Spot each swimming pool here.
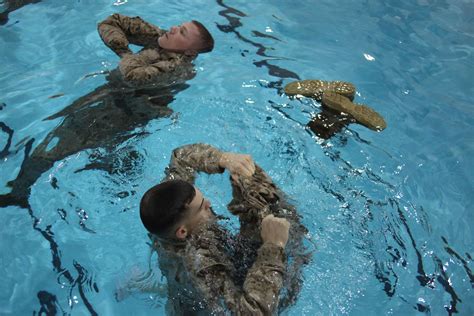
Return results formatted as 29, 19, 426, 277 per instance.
0, 0, 473, 314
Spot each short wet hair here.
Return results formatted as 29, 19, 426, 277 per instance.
140, 180, 196, 237
192, 20, 214, 53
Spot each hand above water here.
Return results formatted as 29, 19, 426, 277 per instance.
219, 152, 256, 180
261, 214, 290, 248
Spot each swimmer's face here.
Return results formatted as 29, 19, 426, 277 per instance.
174, 187, 214, 239
158, 21, 204, 54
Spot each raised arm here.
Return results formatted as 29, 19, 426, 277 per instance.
164, 143, 225, 184
223, 154, 309, 310
226, 163, 280, 225
98, 13, 165, 57
165, 144, 282, 223
186, 216, 290, 315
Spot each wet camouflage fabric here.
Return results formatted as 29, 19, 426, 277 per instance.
285, 79, 387, 137
98, 14, 194, 85
322, 91, 387, 131
153, 143, 309, 315
284, 79, 356, 101
0, 23, 196, 209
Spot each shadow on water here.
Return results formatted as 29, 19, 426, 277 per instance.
0, 113, 14, 159
216, 0, 356, 140
0, 0, 41, 25
215, 1, 473, 314
1, 1, 471, 314
321, 145, 472, 314
0, 67, 193, 209
25, 200, 99, 315
216, 0, 299, 84
1, 61, 194, 312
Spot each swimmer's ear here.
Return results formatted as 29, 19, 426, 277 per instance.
175, 225, 188, 239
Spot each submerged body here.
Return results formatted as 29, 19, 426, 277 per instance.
0, 14, 197, 208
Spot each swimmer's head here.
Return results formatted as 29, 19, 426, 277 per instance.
158, 21, 214, 55
140, 180, 215, 239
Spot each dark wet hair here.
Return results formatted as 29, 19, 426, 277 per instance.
140, 180, 196, 237
192, 20, 214, 53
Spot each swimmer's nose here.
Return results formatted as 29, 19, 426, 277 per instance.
170, 26, 178, 34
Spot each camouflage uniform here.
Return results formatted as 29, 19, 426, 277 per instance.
98, 13, 195, 85
0, 15, 197, 208
153, 143, 308, 315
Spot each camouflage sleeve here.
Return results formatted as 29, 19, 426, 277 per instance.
164, 143, 225, 184
188, 242, 285, 315
229, 166, 309, 311
227, 165, 280, 224
97, 13, 164, 57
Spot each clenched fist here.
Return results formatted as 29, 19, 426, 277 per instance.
261, 214, 290, 248
219, 152, 256, 179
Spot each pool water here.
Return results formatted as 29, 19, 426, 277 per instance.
1, 0, 473, 315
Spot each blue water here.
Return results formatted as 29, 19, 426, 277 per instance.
1, 0, 473, 315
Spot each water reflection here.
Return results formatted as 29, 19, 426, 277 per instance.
0, 67, 194, 209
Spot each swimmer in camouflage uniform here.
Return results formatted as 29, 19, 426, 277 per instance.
0, 14, 214, 208
140, 143, 310, 315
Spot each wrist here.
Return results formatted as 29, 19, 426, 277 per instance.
119, 49, 133, 58
263, 240, 285, 248
259, 242, 286, 265
217, 152, 228, 169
